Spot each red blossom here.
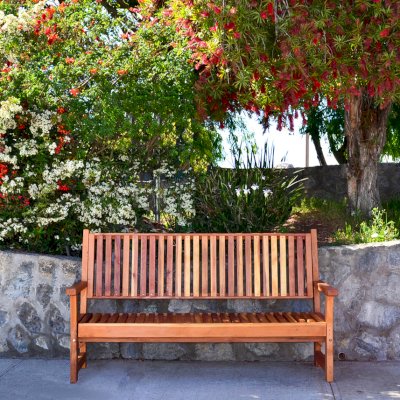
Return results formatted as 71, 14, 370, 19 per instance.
260, 11, 268, 20
210, 23, 218, 32
0, 164, 7, 179
57, 125, 70, 135
58, 2, 67, 12
267, 3, 274, 16
379, 28, 390, 38
162, 9, 173, 17
224, 22, 236, 31
69, 88, 80, 96
57, 180, 70, 191
65, 57, 75, 64
117, 69, 128, 75
55, 137, 64, 154
210, 5, 221, 14
57, 107, 67, 114
47, 33, 59, 45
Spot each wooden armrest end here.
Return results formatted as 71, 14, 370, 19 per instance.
66, 281, 87, 296
315, 281, 338, 297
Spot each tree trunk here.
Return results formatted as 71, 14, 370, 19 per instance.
310, 132, 327, 166
345, 91, 391, 214
328, 136, 348, 164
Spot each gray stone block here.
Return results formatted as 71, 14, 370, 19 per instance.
38, 259, 55, 276
46, 305, 65, 335
88, 343, 120, 359
143, 343, 186, 360
245, 343, 280, 357
358, 301, 400, 330
34, 335, 50, 350
388, 325, 400, 359
4, 261, 33, 299
195, 343, 235, 361
120, 343, 142, 359
355, 332, 388, 360
17, 302, 41, 334
36, 284, 53, 307
7, 324, 31, 354
0, 309, 7, 326
168, 300, 192, 313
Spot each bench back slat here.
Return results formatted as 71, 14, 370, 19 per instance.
85, 231, 317, 299
288, 236, 295, 296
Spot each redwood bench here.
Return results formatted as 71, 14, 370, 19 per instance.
67, 229, 338, 383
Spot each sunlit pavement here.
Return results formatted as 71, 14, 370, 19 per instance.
0, 359, 399, 400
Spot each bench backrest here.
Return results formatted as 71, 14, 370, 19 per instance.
80, 229, 319, 300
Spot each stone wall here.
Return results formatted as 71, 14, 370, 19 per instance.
284, 163, 400, 202
0, 241, 399, 361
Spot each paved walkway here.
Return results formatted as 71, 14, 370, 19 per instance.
0, 359, 399, 400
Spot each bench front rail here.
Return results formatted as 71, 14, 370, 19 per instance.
67, 229, 337, 383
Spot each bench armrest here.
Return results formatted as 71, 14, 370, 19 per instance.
315, 280, 338, 297
66, 281, 87, 296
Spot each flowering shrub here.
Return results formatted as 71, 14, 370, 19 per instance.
0, 1, 214, 254
192, 167, 302, 233
0, 98, 195, 253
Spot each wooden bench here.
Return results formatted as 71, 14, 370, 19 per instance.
67, 229, 337, 383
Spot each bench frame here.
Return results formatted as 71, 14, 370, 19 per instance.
67, 229, 338, 383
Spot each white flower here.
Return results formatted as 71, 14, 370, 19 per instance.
0, 97, 22, 133
243, 187, 250, 195
235, 188, 241, 196
251, 184, 259, 191
30, 110, 54, 137
263, 189, 272, 198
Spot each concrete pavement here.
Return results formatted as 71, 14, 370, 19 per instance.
0, 359, 398, 400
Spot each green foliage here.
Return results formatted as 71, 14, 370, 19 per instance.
334, 208, 398, 244
192, 167, 302, 233
292, 197, 348, 222
191, 145, 303, 232
292, 197, 400, 245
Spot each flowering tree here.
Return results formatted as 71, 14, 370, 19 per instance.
0, 1, 218, 253
163, 0, 400, 214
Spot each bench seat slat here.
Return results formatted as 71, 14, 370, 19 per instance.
78, 321, 326, 340
79, 312, 327, 325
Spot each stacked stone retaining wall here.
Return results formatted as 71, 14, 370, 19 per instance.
0, 241, 399, 361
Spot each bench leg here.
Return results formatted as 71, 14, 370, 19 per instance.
79, 343, 87, 368
325, 296, 335, 382
70, 338, 79, 384
314, 342, 321, 366
325, 326, 334, 382
69, 294, 79, 384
